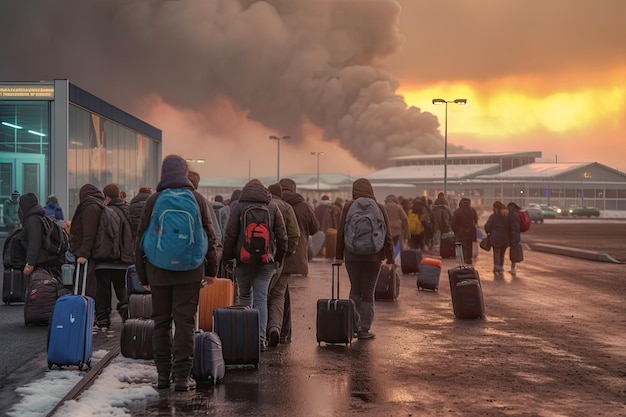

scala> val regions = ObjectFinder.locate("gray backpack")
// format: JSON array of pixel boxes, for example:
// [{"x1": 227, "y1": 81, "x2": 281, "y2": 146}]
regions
[{"x1": 344, "y1": 197, "x2": 386, "y2": 255}]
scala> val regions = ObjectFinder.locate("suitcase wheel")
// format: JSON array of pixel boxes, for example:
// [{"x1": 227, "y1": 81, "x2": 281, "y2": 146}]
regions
[{"x1": 48, "y1": 363, "x2": 53, "y2": 370}]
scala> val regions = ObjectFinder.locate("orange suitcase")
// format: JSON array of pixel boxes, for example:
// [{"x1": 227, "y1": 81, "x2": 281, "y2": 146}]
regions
[{"x1": 198, "y1": 278, "x2": 235, "y2": 331}]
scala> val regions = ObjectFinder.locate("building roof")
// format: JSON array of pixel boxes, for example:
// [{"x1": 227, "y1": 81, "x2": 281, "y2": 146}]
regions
[
  {"x1": 366, "y1": 164, "x2": 501, "y2": 182},
  {"x1": 389, "y1": 151, "x2": 542, "y2": 162},
  {"x1": 483, "y1": 163, "x2": 590, "y2": 179}
]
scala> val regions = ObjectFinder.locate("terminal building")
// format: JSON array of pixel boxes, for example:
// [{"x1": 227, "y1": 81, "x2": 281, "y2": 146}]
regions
[{"x1": 0, "y1": 80, "x2": 162, "y2": 220}]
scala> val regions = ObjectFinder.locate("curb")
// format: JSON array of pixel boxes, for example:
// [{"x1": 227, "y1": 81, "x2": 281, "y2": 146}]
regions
[{"x1": 530, "y1": 243, "x2": 622, "y2": 264}]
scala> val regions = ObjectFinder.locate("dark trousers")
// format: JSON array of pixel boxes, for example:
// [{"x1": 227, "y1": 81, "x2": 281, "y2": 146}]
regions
[
  {"x1": 151, "y1": 282, "x2": 200, "y2": 381},
  {"x1": 493, "y1": 246, "x2": 507, "y2": 267},
  {"x1": 345, "y1": 261, "x2": 381, "y2": 332},
  {"x1": 459, "y1": 238, "x2": 474, "y2": 265},
  {"x1": 95, "y1": 268, "x2": 128, "y2": 323}
]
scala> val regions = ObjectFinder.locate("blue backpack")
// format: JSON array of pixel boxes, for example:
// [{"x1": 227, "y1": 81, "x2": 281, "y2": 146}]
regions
[{"x1": 141, "y1": 188, "x2": 208, "y2": 271}]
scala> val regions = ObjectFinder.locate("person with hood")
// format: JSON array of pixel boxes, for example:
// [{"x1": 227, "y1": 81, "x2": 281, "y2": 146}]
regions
[
  {"x1": 507, "y1": 202, "x2": 523, "y2": 274},
  {"x1": 384, "y1": 195, "x2": 409, "y2": 247},
  {"x1": 265, "y1": 183, "x2": 300, "y2": 347},
  {"x1": 188, "y1": 170, "x2": 223, "y2": 269},
  {"x1": 279, "y1": 178, "x2": 319, "y2": 276},
  {"x1": 314, "y1": 195, "x2": 332, "y2": 228},
  {"x1": 432, "y1": 192, "x2": 452, "y2": 246},
  {"x1": 93, "y1": 184, "x2": 132, "y2": 327},
  {"x1": 70, "y1": 184, "x2": 106, "y2": 299},
  {"x1": 408, "y1": 198, "x2": 428, "y2": 250},
  {"x1": 135, "y1": 155, "x2": 219, "y2": 392},
  {"x1": 335, "y1": 178, "x2": 394, "y2": 340},
  {"x1": 223, "y1": 179, "x2": 288, "y2": 351},
  {"x1": 321, "y1": 197, "x2": 344, "y2": 259},
  {"x1": 219, "y1": 189, "x2": 241, "y2": 236},
  {"x1": 211, "y1": 195, "x2": 227, "y2": 240},
  {"x1": 44, "y1": 195, "x2": 64, "y2": 220},
  {"x1": 451, "y1": 197, "x2": 478, "y2": 265},
  {"x1": 3, "y1": 190, "x2": 21, "y2": 235},
  {"x1": 128, "y1": 186, "x2": 152, "y2": 239},
  {"x1": 19, "y1": 193, "x2": 59, "y2": 276},
  {"x1": 485, "y1": 201, "x2": 511, "y2": 273}
]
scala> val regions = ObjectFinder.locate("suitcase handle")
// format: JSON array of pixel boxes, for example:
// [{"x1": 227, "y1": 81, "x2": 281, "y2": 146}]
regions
[
  {"x1": 73, "y1": 260, "x2": 89, "y2": 296},
  {"x1": 455, "y1": 242, "x2": 465, "y2": 267},
  {"x1": 331, "y1": 263, "x2": 341, "y2": 299}
]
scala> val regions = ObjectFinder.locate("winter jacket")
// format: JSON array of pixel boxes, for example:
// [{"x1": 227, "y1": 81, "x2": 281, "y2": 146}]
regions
[
  {"x1": 271, "y1": 195, "x2": 300, "y2": 257},
  {"x1": 44, "y1": 201, "x2": 64, "y2": 220},
  {"x1": 313, "y1": 201, "x2": 330, "y2": 229},
  {"x1": 222, "y1": 183, "x2": 288, "y2": 264},
  {"x1": 70, "y1": 184, "x2": 106, "y2": 259},
  {"x1": 3, "y1": 199, "x2": 20, "y2": 227},
  {"x1": 19, "y1": 193, "x2": 54, "y2": 268},
  {"x1": 384, "y1": 196, "x2": 409, "y2": 241},
  {"x1": 280, "y1": 179, "x2": 319, "y2": 275},
  {"x1": 336, "y1": 178, "x2": 394, "y2": 264},
  {"x1": 485, "y1": 205, "x2": 511, "y2": 248},
  {"x1": 129, "y1": 190, "x2": 151, "y2": 239},
  {"x1": 507, "y1": 202, "x2": 522, "y2": 246},
  {"x1": 94, "y1": 197, "x2": 134, "y2": 270},
  {"x1": 134, "y1": 176, "x2": 219, "y2": 287},
  {"x1": 451, "y1": 198, "x2": 478, "y2": 242},
  {"x1": 432, "y1": 196, "x2": 452, "y2": 233}
]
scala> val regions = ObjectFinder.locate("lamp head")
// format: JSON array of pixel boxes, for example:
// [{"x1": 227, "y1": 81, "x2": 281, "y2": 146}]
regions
[
  {"x1": 432, "y1": 98, "x2": 446, "y2": 105},
  {"x1": 453, "y1": 99, "x2": 467, "y2": 105}
]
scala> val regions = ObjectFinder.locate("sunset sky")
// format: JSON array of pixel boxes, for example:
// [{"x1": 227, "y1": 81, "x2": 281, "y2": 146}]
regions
[{"x1": 0, "y1": 0, "x2": 624, "y2": 178}]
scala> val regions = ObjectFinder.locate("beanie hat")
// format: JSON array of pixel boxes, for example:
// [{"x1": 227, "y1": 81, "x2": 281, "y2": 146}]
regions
[
  {"x1": 161, "y1": 155, "x2": 188, "y2": 181},
  {"x1": 102, "y1": 183, "x2": 121, "y2": 199},
  {"x1": 268, "y1": 183, "x2": 282, "y2": 198},
  {"x1": 11, "y1": 190, "x2": 20, "y2": 198},
  {"x1": 279, "y1": 178, "x2": 297, "y2": 192}
]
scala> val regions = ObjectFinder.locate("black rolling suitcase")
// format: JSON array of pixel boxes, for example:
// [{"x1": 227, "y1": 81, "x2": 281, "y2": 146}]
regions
[
  {"x1": 3, "y1": 268, "x2": 26, "y2": 305},
  {"x1": 375, "y1": 263, "x2": 400, "y2": 301},
  {"x1": 400, "y1": 249, "x2": 421, "y2": 274},
  {"x1": 120, "y1": 318, "x2": 155, "y2": 360},
  {"x1": 440, "y1": 233, "x2": 456, "y2": 258},
  {"x1": 316, "y1": 263, "x2": 356, "y2": 346},
  {"x1": 448, "y1": 243, "x2": 484, "y2": 319},
  {"x1": 213, "y1": 306, "x2": 260, "y2": 368},
  {"x1": 128, "y1": 293, "x2": 152, "y2": 319}
]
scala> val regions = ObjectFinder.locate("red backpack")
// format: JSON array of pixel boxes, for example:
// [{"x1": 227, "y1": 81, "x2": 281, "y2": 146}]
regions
[{"x1": 519, "y1": 210, "x2": 531, "y2": 232}]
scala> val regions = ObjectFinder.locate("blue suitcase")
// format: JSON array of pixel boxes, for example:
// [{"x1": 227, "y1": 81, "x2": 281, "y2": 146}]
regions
[
  {"x1": 47, "y1": 262, "x2": 94, "y2": 370},
  {"x1": 213, "y1": 306, "x2": 260, "y2": 368}
]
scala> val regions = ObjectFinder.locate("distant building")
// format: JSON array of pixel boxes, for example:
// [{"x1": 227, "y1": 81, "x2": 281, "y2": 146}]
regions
[{"x1": 0, "y1": 80, "x2": 161, "y2": 218}]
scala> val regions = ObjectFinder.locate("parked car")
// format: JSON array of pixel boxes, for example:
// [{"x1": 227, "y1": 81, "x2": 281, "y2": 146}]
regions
[
  {"x1": 540, "y1": 204, "x2": 559, "y2": 219},
  {"x1": 524, "y1": 207, "x2": 544, "y2": 224},
  {"x1": 568, "y1": 206, "x2": 600, "y2": 218}
]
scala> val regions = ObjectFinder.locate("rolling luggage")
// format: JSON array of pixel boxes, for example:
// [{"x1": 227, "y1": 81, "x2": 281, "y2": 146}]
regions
[
  {"x1": 375, "y1": 263, "x2": 400, "y2": 301},
  {"x1": 324, "y1": 228, "x2": 337, "y2": 259},
  {"x1": 3, "y1": 268, "x2": 26, "y2": 305},
  {"x1": 47, "y1": 261, "x2": 94, "y2": 370},
  {"x1": 440, "y1": 233, "x2": 456, "y2": 258},
  {"x1": 128, "y1": 293, "x2": 152, "y2": 319},
  {"x1": 400, "y1": 249, "x2": 421, "y2": 274},
  {"x1": 316, "y1": 263, "x2": 356, "y2": 346},
  {"x1": 213, "y1": 306, "x2": 260, "y2": 367},
  {"x1": 192, "y1": 330, "x2": 225, "y2": 384},
  {"x1": 448, "y1": 243, "x2": 484, "y2": 319},
  {"x1": 120, "y1": 318, "x2": 155, "y2": 360},
  {"x1": 417, "y1": 257, "x2": 442, "y2": 291},
  {"x1": 24, "y1": 268, "x2": 64, "y2": 326},
  {"x1": 198, "y1": 278, "x2": 235, "y2": 332}
]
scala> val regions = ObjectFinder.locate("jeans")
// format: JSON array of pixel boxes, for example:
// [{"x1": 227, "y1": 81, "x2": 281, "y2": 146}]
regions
[
  {"x1": 493, "y1": 246, "x2": 507, "y2": 268},
  {"x1": 235, "y1": 262, "x2": 276, "y2": 341},
  {"x1": 267, "y1": 264, "x2": 289, "y2": 337}
]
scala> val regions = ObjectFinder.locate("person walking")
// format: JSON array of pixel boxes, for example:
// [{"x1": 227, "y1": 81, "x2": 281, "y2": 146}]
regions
[
  {"x1": 19, "y1": 193, "x2": 60, "y2": 276},
  {"x1": 135, "y1": 155, "x2": 219, "y2": 392},
  {"x1": 485, "y1": 201, "x2": 510, "y2": 273},
  {"x1": 93, "y1": 184, "x2": 132, "y2": 328},
  {"x1": 44, "y1": 194, "x2": 65, "y2": 221},
  {"x1": 432, "y1": 192, "x2": 452, "y2": 247},
  {"x1": 507, "y1": 202, "x2": 523, "y2": 274},
  {"x1": 335, "y1": 178, "x2": 394, "y2": 340},
  {"x1": 265, "y1": 183, "x2": 300, "y2": 347},
  {"x1": 3, "y1": 190, "x2": 21, "y2": 235},
  {"x1": 222, "y1": 179, "x2": 288, "y2": 352},
  {"x1": 408, "y1": 198, "x2": 427, "y2": 251},
  {"x1": 69, "y1": 184, "x2": 106, "y2": 299},
  {"x1": 384, "y1": 195, "x2": 409, "y2": 248},
  {"x1": 451, "y1": 197, "x2": 478, "y2": 265}
]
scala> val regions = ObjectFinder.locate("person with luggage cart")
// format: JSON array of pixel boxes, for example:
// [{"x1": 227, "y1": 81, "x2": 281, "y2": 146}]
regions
[{"x1": 335, "y1": 178, "x2": 394, "y2": 340}]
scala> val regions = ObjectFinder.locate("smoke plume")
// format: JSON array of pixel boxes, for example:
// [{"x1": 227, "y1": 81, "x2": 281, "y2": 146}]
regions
[{"x1": 0, "y1": 0, "x2": 458, "y2": 169}]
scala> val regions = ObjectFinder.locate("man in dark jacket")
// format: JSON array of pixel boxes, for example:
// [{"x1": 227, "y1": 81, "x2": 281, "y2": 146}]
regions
[
  {"x1": 128, "y1": 186, "x2": 152, "y2": 239},
  {"x1": 451, "y1": 197, "x2": 478, "y2": 265},
  {"x1": 507, "y1": 202, "x2": 523, "y2": 274},
  {"x1": 279, "y1": 178, "x2": 319, "y2": 276},
  {"x1": 70, "y1": 184, "x2": 106, "y2": 299},
  {"x1": 335, "y1": 178, "x2": 394, "y2": 340},
  {"x1": 223, "y1": 179, "x2": 288, "y2": 352},
  {"x1": 432, "y1": 192, "x2": 452, "y2": 246},
  {"x1": 19, "y1": 193, "x2": 58, "y2": 276},
  {"x1": 135, "y1": 155, "x2": 219, "y2": 392},
  {"x1": 93, "y1": 183, "x2": 132, "y2": 328}
]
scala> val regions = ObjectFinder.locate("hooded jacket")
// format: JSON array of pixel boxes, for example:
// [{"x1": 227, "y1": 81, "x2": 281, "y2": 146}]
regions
[
  {"x1": 384, "y1": 195, "x2": 409, "y2": 241},
  {"x1": 70, "y1": 184, "x2": 106, "y2": 259},
  {"x1": 451, "y1": 198, "x2": 478, "y2": 241},
  {"x1": 506, "y1": 202, "x2": 522, "y2": 246},
  {"x1": 485, "y1": 201, "x2": 510, "y2": 247},
  {"x1": 223, "y1": 183, "x2": 288, "y2": 264},
  {"x1": 432, "y1": 195, "x2": 452, "y2": 233},
  {"x1": 18, "y1": 193, "x2": 52, "y2": 267},
  {"x1": 129, "y1": 189, "x2": 152, "y2": 238},
  {"x1": 336, "y1": 178, "x2": 394, "y2": 263}
]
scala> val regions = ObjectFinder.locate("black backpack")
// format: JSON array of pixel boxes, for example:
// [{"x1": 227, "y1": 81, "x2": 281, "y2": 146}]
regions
[
  {"x1": 40, "y1": 216, "x2": 70, "y2": 260},
  {"x1": 2, "y1": 227, "x2": 27, "y2": 268},
  {"x1": 92, "y1": 205, "x2": 134, "y2": 263}
]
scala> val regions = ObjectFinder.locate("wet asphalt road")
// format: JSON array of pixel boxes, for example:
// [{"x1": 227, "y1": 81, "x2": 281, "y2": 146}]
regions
[{"x1": 1, "y1": 220, "x2": 625, "y2": 416}]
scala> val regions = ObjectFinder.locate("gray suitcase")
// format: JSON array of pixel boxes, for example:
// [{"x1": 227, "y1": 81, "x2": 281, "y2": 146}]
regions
[{"x1": 192, "y1": 330, "x2": 225, "y2": 384}]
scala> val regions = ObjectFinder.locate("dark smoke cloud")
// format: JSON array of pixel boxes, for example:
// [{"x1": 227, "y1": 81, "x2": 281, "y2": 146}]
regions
[{"x1": 0, "y1": 0, "x2": 457, "y2": 169}]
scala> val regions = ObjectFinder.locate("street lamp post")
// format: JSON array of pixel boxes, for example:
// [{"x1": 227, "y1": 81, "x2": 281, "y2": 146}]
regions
[
  {"x1": 269, "y1": 135, "x2": 291, "y2": 181},
  {"x1": 432, "y1": 98, "x2": 467, "y2": 197},
  {"x1": 310, "y1": 151, "x2": 324, "y2": 194}
]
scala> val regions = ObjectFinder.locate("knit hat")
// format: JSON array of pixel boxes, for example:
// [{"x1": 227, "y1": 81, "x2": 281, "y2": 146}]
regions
[
  {"x1": 279, "y1": 178, "x2": 297, "y2": 192},
  {"x1": 11, "y1": 190, "x2": 20, "y2": 198},
  {"x1": 161, "y1": 155, "x2": 188, "y2": 181},
  {"x1": 268, "y1": 183, "x2": 282, "y2": 198}
]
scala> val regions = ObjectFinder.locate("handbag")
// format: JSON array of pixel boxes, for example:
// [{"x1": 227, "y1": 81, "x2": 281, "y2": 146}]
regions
[
  {"x1": 510, "y1": 243, "x2": 524, "y2": 262},
  {"x1": 479, "y1": 235, "x2": 492, "y2": 251}
]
